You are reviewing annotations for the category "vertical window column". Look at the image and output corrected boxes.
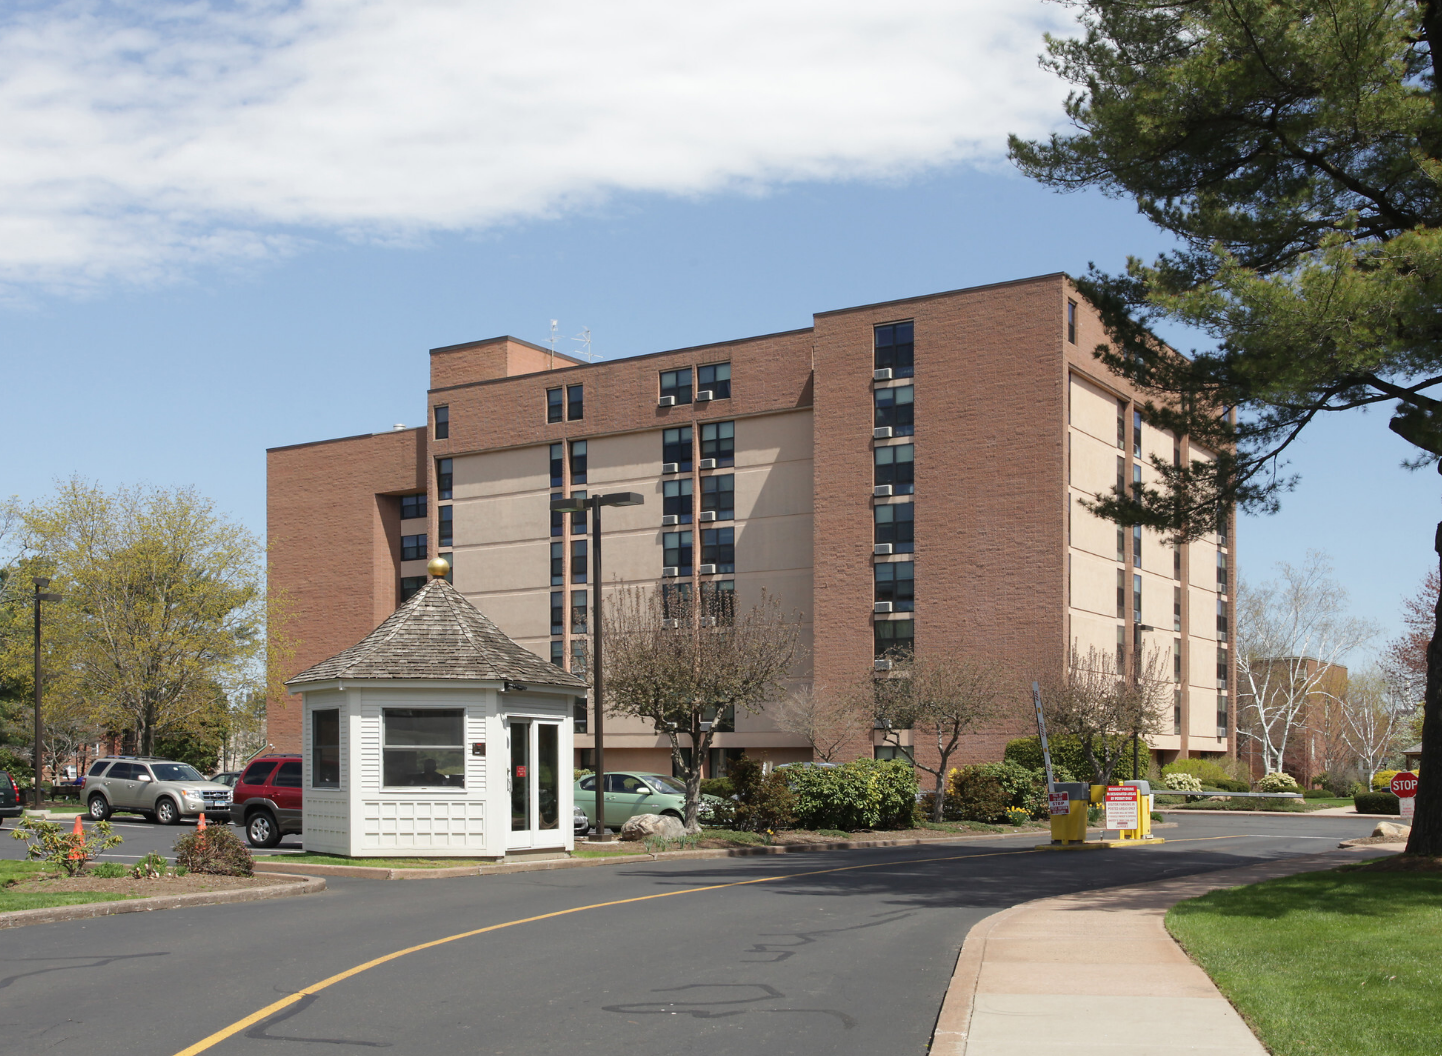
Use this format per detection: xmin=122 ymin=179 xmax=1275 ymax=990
xmin=439 ymin=504 xmax=453 ymax=548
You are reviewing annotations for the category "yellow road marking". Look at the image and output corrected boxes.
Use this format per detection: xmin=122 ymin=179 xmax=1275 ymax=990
xmin=171 ymin=844 xmax=1039 ymax=1055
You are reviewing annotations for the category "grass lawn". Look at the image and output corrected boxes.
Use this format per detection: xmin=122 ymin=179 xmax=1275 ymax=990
xmin=1167 ymin=865 xmax=1442 ymax=1056
xmin=0 ymin=861 xmax=132 ymax=913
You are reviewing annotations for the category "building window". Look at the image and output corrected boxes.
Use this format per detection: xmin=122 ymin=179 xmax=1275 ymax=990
xmin=401 ymin=534 xmax=427 ymax=561
xmin=704 ymin=580 xmax=736 ymax=623
xmin=551 ymin=640 xmax=564 ymax=668
xmin=663 ymin=531 xmax=693 ymax=576
xmin=660 ymin=368 xmax=693 ymax=405
xmin=1216 ymin=551 xmax=1228 ymax=592
xmin=1132 ymin=463 xmax=1142 ymax=497
xmin=699 ymin=421 xmax=734 ymax=466
xmin=551 ymin=542 xmax=564 ymax=586
xmin=573 ymin=699 xmax=588 ymax=734
xmin=547 ymin=387 xmax=563 ymax=423
xmin=1117 ymin=401 xmax=1126 ymax=449
xmin=382 ymin=708 xmax=464 ymax=789
xmin=1116 ymin=526 xmax=1125 ymax=563
xmin=1067 ymin=300 xmax=1077 ymax=344
xmin=1117 ymin=625 xmax=1126 ymax=671
xmin=568 ymin=384 xmax=584 ymax=421
xmin=571 ymin=590 xmax=588 ymax=634
xmin=438 ymin=458 xmax=453 ymax=500
xmin=1217 ymin=695 xmax=1228 ymax=734
xmin=312 ymin=709 xmax=340 ymax=789
xmin=1116 ymin=455 xmax=1125 ymax=494
xmin=663 ymin=427 xmax=693 ymax=472
xmin=1133 ymin=574 xmax=1142 ymax=622
xmin=1217 ymin=647 xmax=1229 ymax=690
xmin=570 ymin=490 xmax=588 ymax=533
xmin=400 ymin=576 xmax=425 ymax=602
xmin=874 ymin=502 xmax=914 ymax=553
xmin=874 ymin=385 xmax=914 ymax=436
xmin=1218 ymin=518 xmax=1229 ymax=547
xmin=439 ymin=553 xmax=453 ymax=582
xmin=662 ymin=582 xmax=691 ymax=619
xmin=701 ymin=474 xmax=734 ymax=520
xmin=439 ymin=505 xmax=453 ymax=548
xmin=434 ymin=405 xmax=449 ymax=440
xmin=1217 ymin=598 xmax=1228 ymax=640
xmin=550 ymin=443 xmax=564 ymax=488
xmin=1133 ymin=523 xmax=1142 ymax=567
xmin=875 ymin=744 xmax=915 ymax=764
xmin=551 ymin=494 xmax=564 ymax=537
xmin=698 ymin=362 xmax=731 ymax=400
xmin=571 ymin=638 xmax=587 ymax=674
xmin=874 ymin=619 xmax=914 ymax=660
xmin=874 ymin=322 xmax=914 ymax=377
xmin=1117 ymin=569 xmax=1126 ymax=619
xmin=1173 ymin=691 xmax=1182 ymax=736
xmin=701 ymin=527 xmax=734 ymax=574
xmin=874 ymin=561 xmax=914 ymax=611
xmin=1174 ymin=586 xmax=1182 ymax=631
xmin=663 ymin=478 xmax=693 ymax=523
xmin=1174 ymin=545 xmax=1182 ymax=579
xmin=1174 ymin=639 xmax=1183 ymax=683
xmin=400 ymin=494 xmax=427 ymax=520
xmin=1132 ymin=410 xmax=1142 ymax=457
xmin=551 ymin=591 xmax=564 ymax=636
xmin=571 ymin=539 xmax=587 ymax=583
xmin=569 ymin=440 xmax=587 ymax=484
xmin=874 ymin=444 xmax=914 ymax=494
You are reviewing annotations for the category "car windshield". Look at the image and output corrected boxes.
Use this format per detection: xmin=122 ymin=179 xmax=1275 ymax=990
xmin=644 ymin=775 xmax=686 ymax=795
xmin=151 ymin=763 xmax=205 ymax=782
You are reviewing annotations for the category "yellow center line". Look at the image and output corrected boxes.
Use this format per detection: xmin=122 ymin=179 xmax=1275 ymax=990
xmin=171 ymin=844 xmax=1042 ymax=1056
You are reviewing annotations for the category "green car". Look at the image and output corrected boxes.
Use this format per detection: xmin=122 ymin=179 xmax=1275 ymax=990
xmin=574 ymin=771 xmax=723 ymax=832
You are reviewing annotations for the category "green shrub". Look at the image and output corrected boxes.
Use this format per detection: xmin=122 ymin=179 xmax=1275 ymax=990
xmin=1004 ymin=735 xmax=1149 ymax=783
xmin=1257 ymin=772 xmax=1301 ymax=793
xmin=1004 ymin=807 xmax=1029 ymax=826
xmin=727 ymin=756 xmax=796 ymax=832
xmin=173 ymin=826 xmax=254 ymax=876
xmin=1164 ymin=772 xmax=1204 ymax=792
xmin=1353 ymin=791 xmax=1400 ymax=816
xmin=1372 ymin=769 xmax=1400 ymax=791
xmin=700 ymin=777 xmax=734 ymax=799
xmin=947 ymin=768 xmax=1011 ymax=823
xmin=785 ymin=758 xmax=918 ymax=830
xmin=1213 ymin=777 xmax=1251 ymax=793
xmin=1163 ymin=757 xmax=1237 ymax=787
xmin=89 ymin=861 xmax=126 ymax=878
xmin=9 ymin=816 xmax=123 ymax=877
xmin=1303 ymin=787 xmax=1340 ymax=799
xmin=946 ymin=761 xmax=1055 ymax=819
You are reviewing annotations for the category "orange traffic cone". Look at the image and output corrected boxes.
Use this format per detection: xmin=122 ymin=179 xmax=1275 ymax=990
xmin=197 ymin=812 xmax=206 ymax=831
xmin=69 ymin=814 xmax=85 ymax=861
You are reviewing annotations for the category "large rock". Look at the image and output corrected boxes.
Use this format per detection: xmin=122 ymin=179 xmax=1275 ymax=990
xmin=1372 ymin=821 xmax=1411 ymax=840
xmin=621 ymin=813 xmax=686 ymax=842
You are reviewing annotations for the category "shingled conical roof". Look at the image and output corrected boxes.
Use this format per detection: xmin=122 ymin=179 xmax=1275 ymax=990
xmin=286 ymin=577 xmax=588 ymax=689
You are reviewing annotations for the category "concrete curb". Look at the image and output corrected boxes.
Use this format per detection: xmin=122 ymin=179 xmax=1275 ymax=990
xmin=1156 ymin=808 xmax=1398 ymax=819
xmin=927 ymin=846 xmax=1393 ymax=1056
xmin=0 ymin=874 xmax=327 ymax=930
xmin=252 ymin=829 xmax=1057 ymax=881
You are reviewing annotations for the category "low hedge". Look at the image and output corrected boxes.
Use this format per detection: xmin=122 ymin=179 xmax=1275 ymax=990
xmin=786 ymin=759 xmax=918 ymax=830
xmin=1353 ymin=791 xmax=1400 ymax=815
xmin=1004 ymin=735 xmax=1149 ymax=783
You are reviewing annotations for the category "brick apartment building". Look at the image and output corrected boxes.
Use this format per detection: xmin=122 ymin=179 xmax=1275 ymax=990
xmin=267 ymin=273 xmax=1236 ymax=776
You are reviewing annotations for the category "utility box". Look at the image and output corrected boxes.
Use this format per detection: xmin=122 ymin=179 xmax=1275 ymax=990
xmin=1048 ymin=782 xmax=1090 ymax=844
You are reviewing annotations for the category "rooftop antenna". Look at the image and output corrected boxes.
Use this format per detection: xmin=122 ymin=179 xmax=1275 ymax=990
xmin=572 ymin=326 xmax=600 ymax=363
xmin=548 ymin=319 xmax=559 ymax=370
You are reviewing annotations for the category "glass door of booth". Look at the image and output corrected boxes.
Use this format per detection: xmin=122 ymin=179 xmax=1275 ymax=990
xmin=507 ymin=720 xmax=562 ymax=849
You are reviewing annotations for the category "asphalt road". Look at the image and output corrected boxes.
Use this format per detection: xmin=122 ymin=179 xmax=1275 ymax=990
xmin=0 ymin=813 xmax=1376 ymax=1056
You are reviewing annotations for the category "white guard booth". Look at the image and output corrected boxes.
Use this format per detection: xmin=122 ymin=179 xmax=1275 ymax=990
xmin=285 ymin=576 xmax=589 ymax=859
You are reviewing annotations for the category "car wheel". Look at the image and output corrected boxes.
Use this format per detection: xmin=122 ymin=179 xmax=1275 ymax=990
xmin=155 ymin=798 xmax=180 ymax=825
xmin=246 ymin=812 xmax=281 ymax=848
xmin=87 ymin=794 xmax=111 ymax=821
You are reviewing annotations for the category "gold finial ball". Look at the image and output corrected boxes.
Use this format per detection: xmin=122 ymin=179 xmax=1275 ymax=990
xmin=427 ymin=557 xmax=451 ymax=579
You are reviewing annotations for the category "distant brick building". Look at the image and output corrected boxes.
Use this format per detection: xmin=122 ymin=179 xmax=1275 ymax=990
xmin=267 ymin=273 xmax=1236 ymax=775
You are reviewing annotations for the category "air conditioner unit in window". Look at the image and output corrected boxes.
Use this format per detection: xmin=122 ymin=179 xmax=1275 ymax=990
xmin=699 ymin=511 xmax=717 ymax=522
xmin=874 ymin=659 xmax=894 ymax=672
xmin=1216 ymin=727 xmax=1228 ymax=739
xmin=695 ymin=390 xmax=713 ymax=402
xmin=873 ymin=485 xmax=893 ymax=497
xmin=874 ymin=427 xmax=893 ymax=439
xmin=661 ymin=514 xmax=679 ymax=526
xmin=698 ymin=563 xmax=717 ymax=575
xmin=662 ymin=462 xmax=679 ymax=474
xmin=698 ymin=458 xmax=717 ymax=470
xmin=700 ymin=616 xmax=717 ymax=627
xmin=873 ymin=368 xmax=893 ymax=381
xmin=873 ymin=602 xmax=894 ymax=613
xmin=658 ymin=396 xmax=676 ymax=407
xmin=661 ymin=618 xmax=680 ymax=629
xmin=873 ymin=543 xmax=893 ymax=556
xmin=663 ymin=566 xmax=679 ymax=577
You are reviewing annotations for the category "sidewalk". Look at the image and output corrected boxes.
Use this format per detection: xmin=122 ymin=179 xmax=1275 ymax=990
xmin=931 ymin=846 xmax=1393 ymax=1055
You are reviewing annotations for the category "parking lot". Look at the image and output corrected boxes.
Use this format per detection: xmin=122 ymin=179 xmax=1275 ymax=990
xmin=0 ymin=812 xmax=302 ymax=860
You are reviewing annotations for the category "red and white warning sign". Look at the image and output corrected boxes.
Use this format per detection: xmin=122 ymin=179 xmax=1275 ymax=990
xmin=1393 ymin=771 xmax=1418 ymax=819
xmin=1048 ymin=791 xmax=1070 ymax=816
xmin=1104 ymin=786 xmax=1139 ymax=830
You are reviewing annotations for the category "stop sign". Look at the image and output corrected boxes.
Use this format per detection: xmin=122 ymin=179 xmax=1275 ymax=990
xmin=1391 ymin=771 xmax=1419 ymax=798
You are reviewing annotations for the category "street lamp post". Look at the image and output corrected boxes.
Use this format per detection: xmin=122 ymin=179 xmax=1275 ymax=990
xmin=32 ymin=578 xmax=62 ymax=810
xmin=550 ymin=491 xmax=644 ymax=842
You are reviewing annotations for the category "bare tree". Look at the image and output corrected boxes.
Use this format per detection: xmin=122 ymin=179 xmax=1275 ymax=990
xmin=871 ymin=652 xmax=1014 ymax=822
xmin=603 ymin=584 xmax=801 ymax=831
xmin=1236 ymin=553 xmax=1377 ymax=775
xmin=1341 ymin=668 xmax=1407 ymax=789
xmin=771 ymin=682 xmax=870 ymax=762
xmin=1041 ymin=644 xmax=1170 ymax=785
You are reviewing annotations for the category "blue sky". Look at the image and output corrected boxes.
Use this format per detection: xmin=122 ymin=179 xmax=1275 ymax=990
xmin=0 ymin=1 xmax=1432 ymax=663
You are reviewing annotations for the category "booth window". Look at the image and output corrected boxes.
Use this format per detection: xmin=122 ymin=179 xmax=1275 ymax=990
xmin=312 ymin=709 xmax=340 ymax=788
xmin=383 ymin=708 xmax=465 ymax=788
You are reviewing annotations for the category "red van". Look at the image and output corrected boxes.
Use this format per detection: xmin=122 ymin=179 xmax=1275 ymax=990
xmin=231 ymin=754 xmax=303 ymax=848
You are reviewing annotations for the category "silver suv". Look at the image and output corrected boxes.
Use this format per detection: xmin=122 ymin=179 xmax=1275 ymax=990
xmin=83 ymin=757 xmax=233 ymax=825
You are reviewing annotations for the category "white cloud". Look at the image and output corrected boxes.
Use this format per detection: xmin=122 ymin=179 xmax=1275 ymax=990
xmin=0 ymin=0 xmax=1070 ymax=288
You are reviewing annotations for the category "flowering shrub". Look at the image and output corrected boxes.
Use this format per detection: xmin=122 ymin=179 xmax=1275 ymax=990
xmin=1372 ymin=769 xmax=1400 ymax=791
xmin=786 ymin=759 xmax=917 ymax=830
xmin=1257 ymin=772 xmax=1301 ymax=793
xmin=1164 ymin=772 xmax=1204 ymax=792
xmin=1004 ymin=807 xmax=1030 ymax=826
